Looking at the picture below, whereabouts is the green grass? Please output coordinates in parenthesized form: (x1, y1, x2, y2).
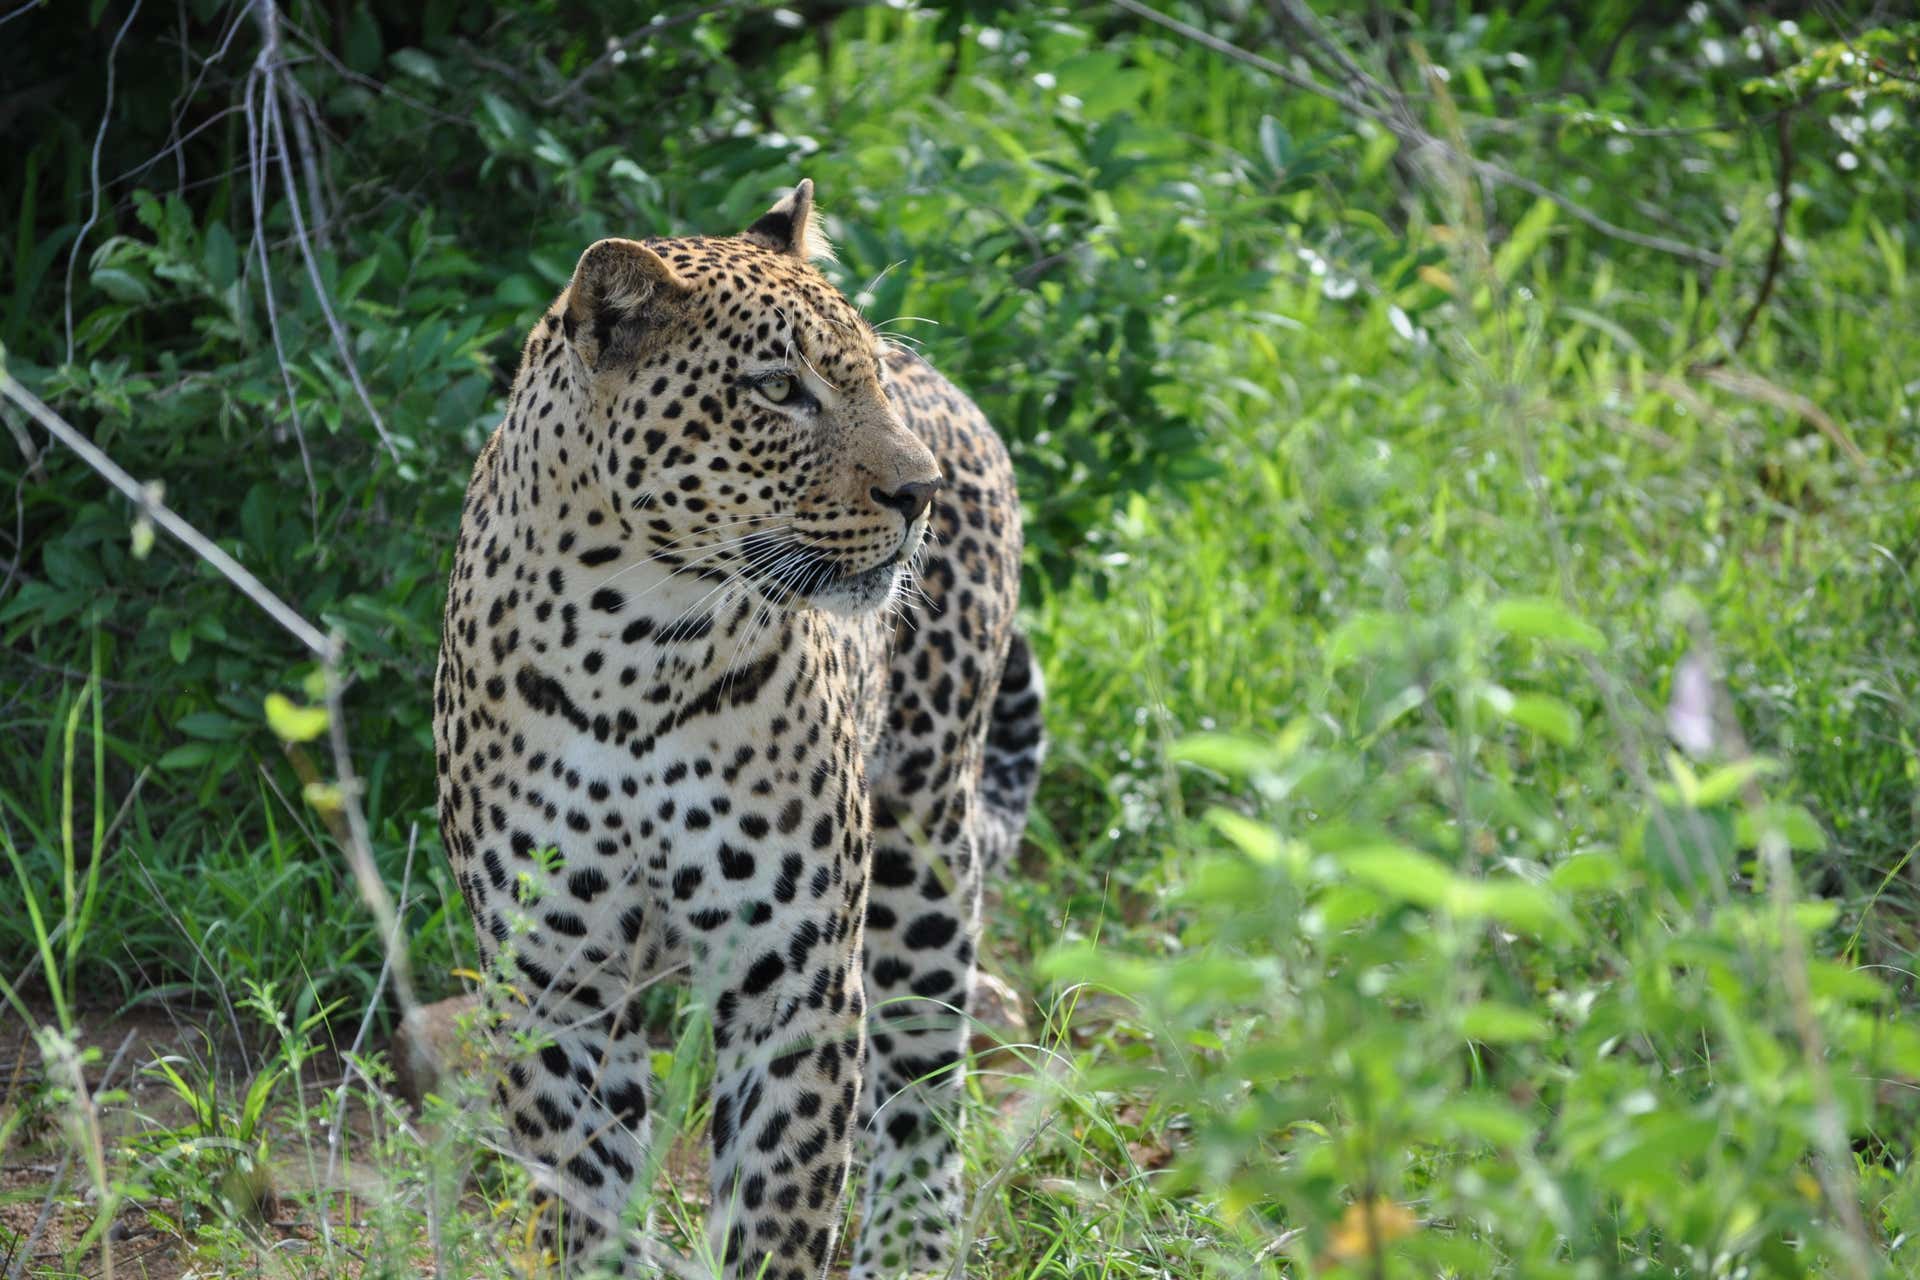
(4, 2, 1920, 1276)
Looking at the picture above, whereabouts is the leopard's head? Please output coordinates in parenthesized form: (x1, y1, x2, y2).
(548, 180, 941, 616)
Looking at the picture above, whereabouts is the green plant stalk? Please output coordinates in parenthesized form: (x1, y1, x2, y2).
(63, 633, 107, 1007)
(58, 673, 88, 1009)
(1, 824, 69, 1030)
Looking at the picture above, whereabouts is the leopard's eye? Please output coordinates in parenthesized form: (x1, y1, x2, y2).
(757, 374, 796, 405)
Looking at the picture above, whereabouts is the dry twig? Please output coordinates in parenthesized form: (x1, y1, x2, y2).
(62, 0, 144, 367)
(251, 0, 402, 464)
(1727, 35, 1795, 357)
(242, 37, 322, 530)
(540, 0, 754, 107)
(1112, 0, 1729, 268)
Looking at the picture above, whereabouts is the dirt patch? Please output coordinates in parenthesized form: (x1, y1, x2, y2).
(3, 970, 1038, 1278)
(2, 998, 375, 1279)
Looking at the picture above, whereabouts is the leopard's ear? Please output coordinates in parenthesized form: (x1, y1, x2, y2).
(563, 238, 689, 369)
(742, 179, 834, 262)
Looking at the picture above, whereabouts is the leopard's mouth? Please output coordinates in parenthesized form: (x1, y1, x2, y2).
(739, 527, 917, 617)
(831, 553, 903, 593)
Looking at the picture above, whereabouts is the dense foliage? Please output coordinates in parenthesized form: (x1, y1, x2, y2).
(3, 1, 1919, 1276)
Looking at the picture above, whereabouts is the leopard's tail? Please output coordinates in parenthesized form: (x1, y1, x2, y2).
(976, 627, 1045, 873)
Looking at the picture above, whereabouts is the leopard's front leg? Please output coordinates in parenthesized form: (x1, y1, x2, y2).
(681, 876, 869, 1280)
(479, 931, 660, 1274)
(851, 796, 983, 1280)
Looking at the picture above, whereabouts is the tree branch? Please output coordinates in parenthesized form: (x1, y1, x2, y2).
(252, 0, 401, 464)
(1112, 0, 1730, 268)
(540, 0, 754, 108)
(0, 369, 329, 655)
(1728, 40, 1795, 357)
(62, 0, 144, 367)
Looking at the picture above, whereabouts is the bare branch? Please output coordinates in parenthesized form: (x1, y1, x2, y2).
(253, 0, 402, 464)
(540, 0, 754, 108)
(0, 1031, 137, 1280)
(1686, 364, 1869, 469)
(279, 15, 477, 130)
(62, 0, 144, 367)
(113, 3, 253, 194)
(1111, 0, 1730, 268)
(283, 79, 331, 249)
(263, 77, 403, 463)
(1685, 622, 1878, 1280)
(0, 368, 329, 655)
(323, 643, 419, 1015)
(242, 50, 321, 530)
(1728, 37, 1795, 357)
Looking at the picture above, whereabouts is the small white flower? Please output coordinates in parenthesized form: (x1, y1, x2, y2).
(1668, 651, 1717, 757)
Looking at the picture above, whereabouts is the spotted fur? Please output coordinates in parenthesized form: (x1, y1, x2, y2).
(432, 180, 1041, 1278)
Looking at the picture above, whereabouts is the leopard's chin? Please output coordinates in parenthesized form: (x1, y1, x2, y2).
(811, 557, 903, 617)
(807, 519, 925, 617)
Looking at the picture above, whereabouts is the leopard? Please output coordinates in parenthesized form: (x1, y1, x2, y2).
(432, 180, 1043, 1280)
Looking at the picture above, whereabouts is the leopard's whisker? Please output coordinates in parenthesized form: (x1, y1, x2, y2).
(596, 516, 788, 588)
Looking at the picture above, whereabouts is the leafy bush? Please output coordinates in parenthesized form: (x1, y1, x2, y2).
(1057, 595, 1920, 1274)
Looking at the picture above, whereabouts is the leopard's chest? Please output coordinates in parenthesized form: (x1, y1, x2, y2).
(440, 570, 884, 979)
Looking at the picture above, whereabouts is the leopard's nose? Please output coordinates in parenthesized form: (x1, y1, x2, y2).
(870, 478, 940, 523)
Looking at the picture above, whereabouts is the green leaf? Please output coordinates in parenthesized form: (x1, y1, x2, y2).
(1492, 197, 1558, 282)
(157, 742, 215, 769)
(1461, 1002, 1549, 1043)
(1490, 597, 1605, 652)
(1550, 850, 1624, 892)
(1452, 879, 1563, 933)
(202, 222, 236, 290)
(1173, 734, 1280, 777)
(1340, 844, 1459, 909)
(1691, 757, 1780, 807)
(90, 266, 150, 306)
(1324, 611, 1403, 668)
(1204, 807, 1284, 865)
(1595, 1114, 1719, 1195)
(264, 693, 329, 743)
(1257, 115, 1293, 173)
(1806, 960, 1888, 1006)
(1183, 853, 1266, 905)
(338, 257, 380, 304)
(303, 781, 345, 815)
(1842, 1013, 1920, 1077)
(1506, 693, 1582, 746)
(1314, 881, 1387, 930)
(177, 711, 245, 740)
(390, 48, 443, 86)
(1734, 804, 1828, 852)
(481, 93, 532, 145)
(1435, 1097, 1533, 1146)
(241, 484, 276, 554)
(1793, 899, 1841, 932)
(168, 629, 193, 664)
(344, 3, 384, 74)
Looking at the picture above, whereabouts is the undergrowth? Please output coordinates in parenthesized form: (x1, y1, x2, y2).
(2, 2, 1918, 1276)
